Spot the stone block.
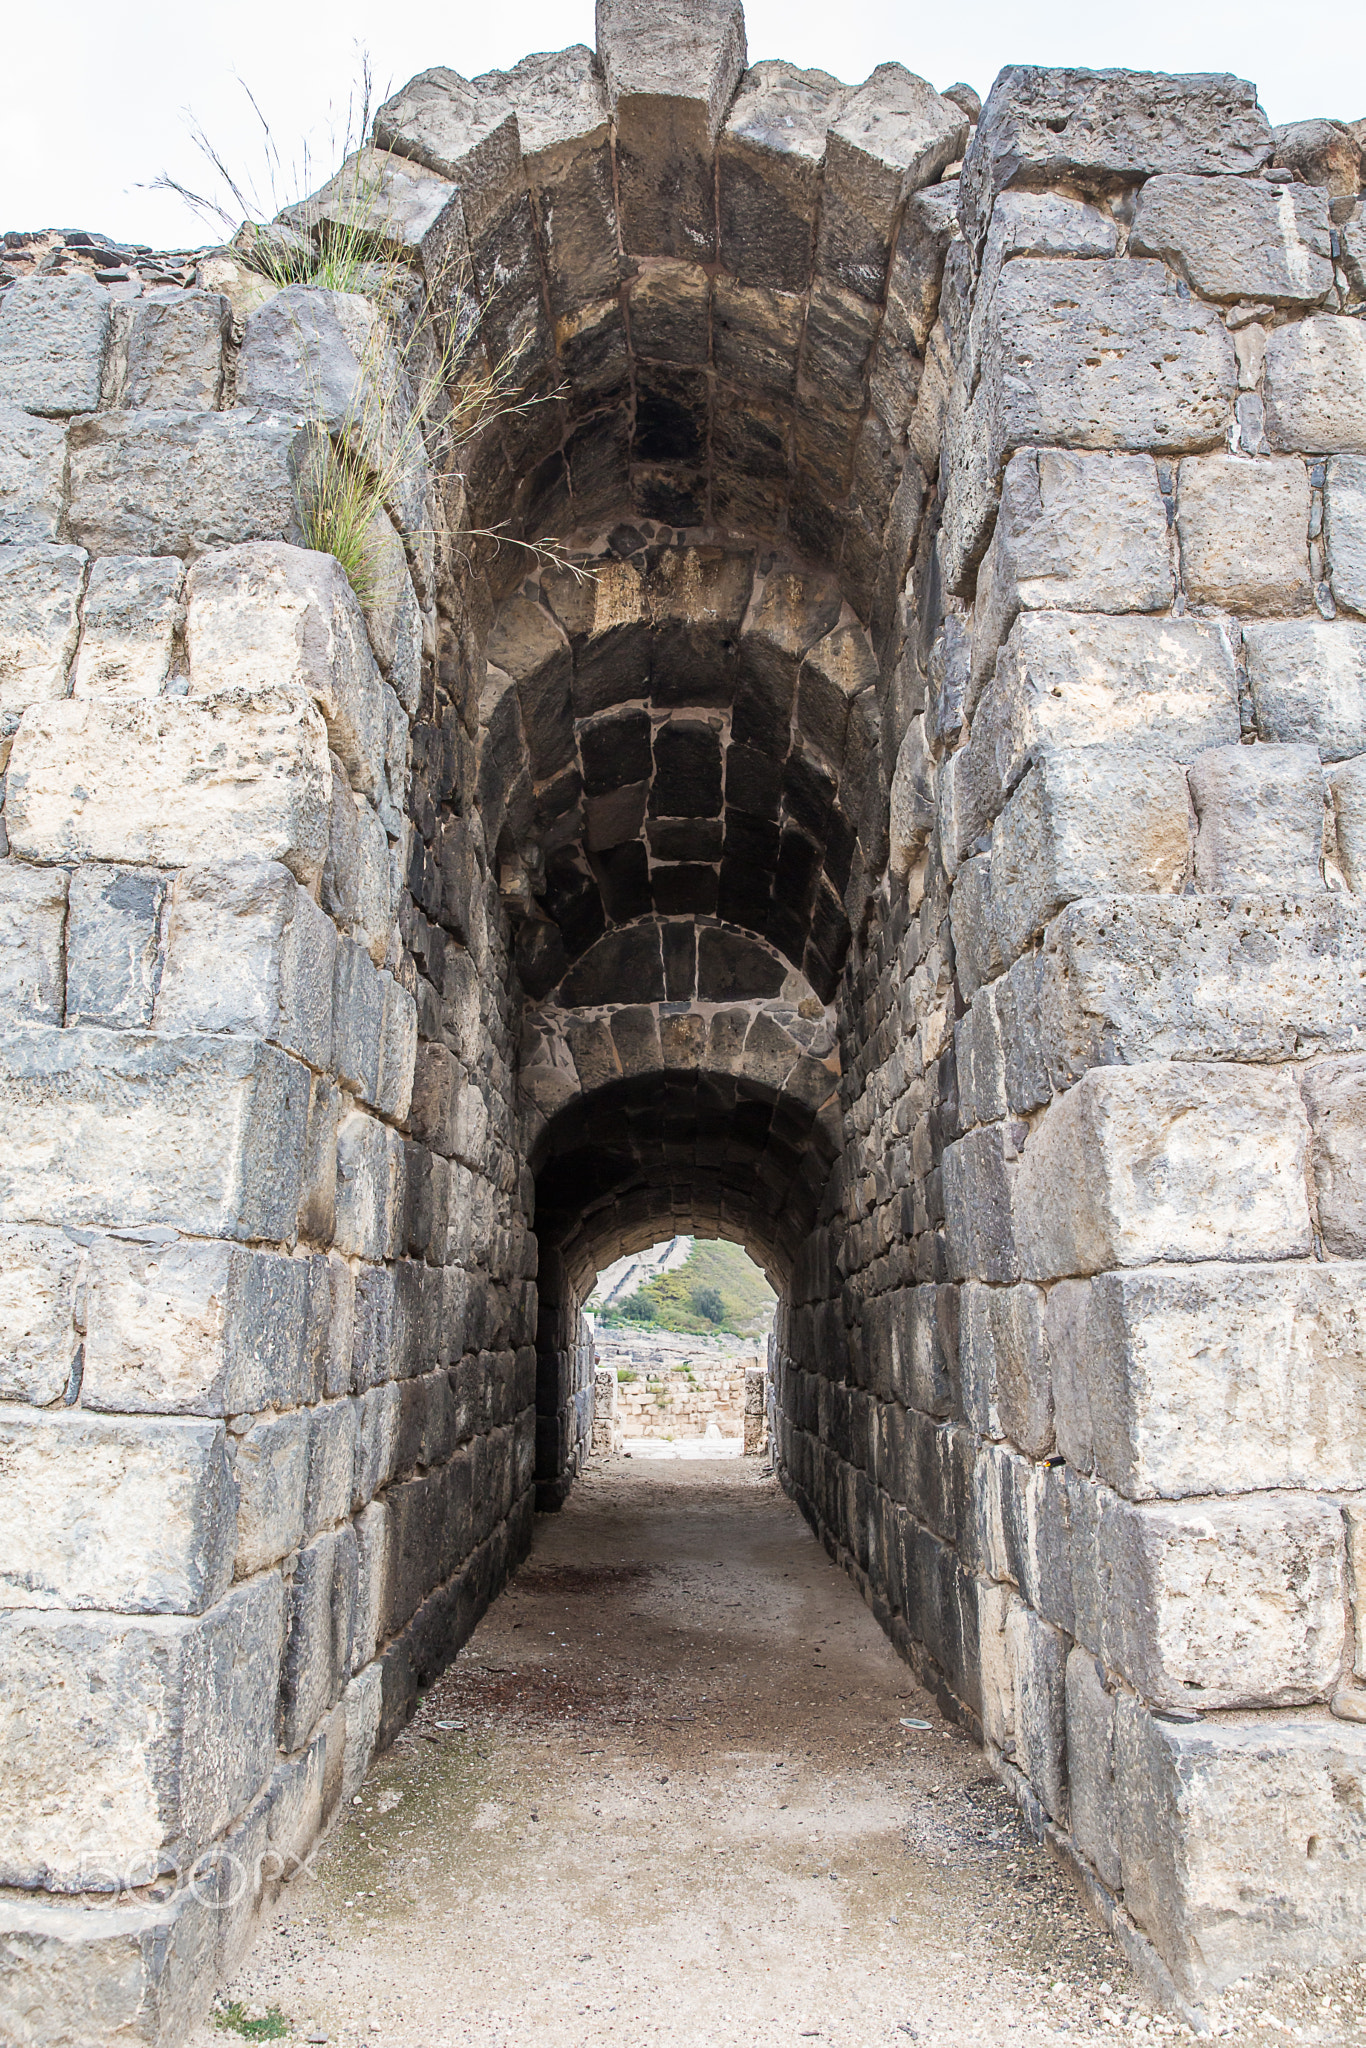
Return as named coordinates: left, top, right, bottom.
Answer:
left=1047, top=1261, right=1366, bottom=1500
left=334, top=1111, right=404, bottom=1261
left=353, top=1381, right=401, bottom=1510
left=5, top=689, right=332, bottom=887
left=66, top=409, right=306, bottom=558
left=377, top=974, right=418, bottom=1123
left=297, top=1075, right=340, bottom=1248
left=0, top=863, right=66, bottom=1027
left=125, top=289, right=230, bottom=410
left=1116, top=1700, right=1366, bottom=1998
left=718, top=60, right=848, bottom=292
left=0, top=404, right=66, bottom=544
left=1013, top=1063, right=1312, bottom=1281
left=64, top=863, right=167, bottom=1029
left=1349, top=1501, right=1366, bottom=1682
left=342, top=1660, right=383, bottom=1801
left=942, top=1125, right=1020, bottom=1284
left=959, top=68, right=1272, bottom=248
left=971, top=452, right=1172, bottom=693
left=234, top=283, right=375, bottom=428
left=1035, top=894, right=1366, bottom=1084
left=0, top=1887, right=216, bottom=2047
left=322, top=759, right=393, bottom=964
left=1005, top=1601, right=1068, bottom=1822
left=83, top=1235, right=314, bottom=1416
left=1100, top=1490, right=1344, bottom=1711
left=818, top=67, right=965, bottom=302
left=1131, top=174, right=1333, bottom=306
left=954, top=984, right=1006, bottom=1129
left=1325, top=454, right=1366, bottom=617
left=971, top=612, right=1239, bottom=818
left=0, top=1026, right=309, bottom=1241
left=1065, top=1649, right=1120, bottom=1890
left=154, top=859, right=335, bottom=1071
left=1189, top=742, right=1324, bottom=892
left=357, top=504, right=423, bottom=712
left=0, top=276, right=109, bottom=416
left=1301, top=1055, right=1366, bottom=1256
left=957, top=1280, right=1052, bottom=1456
left=279, top=1525, right=357, bottom=1752
left=0, top=1574, right=283, bottom=1890
left=990, top=748, right=1191, bottom=966
left=0, top=1223, right=81, bottom=1405
left=70, top=553, right=184, bottom=698
left=1331, top=754, right=1366, bottom=894
left=948, top=854, right=1003, bottom=1001
left=304, top=1398, right=359, bottom=1534
left=1244, top=618, right=1366, bottom=760
left=1263, top=316, right=1366, bottom=455
left=233, top=1410, right=309, bottom=1577
left=332, top=936, right=386, bottom=1103
left=351, top=1498, right=390, bottom=1672
left=0, top=543, right=86, bottom=713
left=977, top=1578, right=1020, bottom=1750
left=1178, top=453, right=1313, bottom=617
left=186, top=544, right=388, bottom=801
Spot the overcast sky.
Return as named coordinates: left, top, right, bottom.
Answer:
left=6, top=2, right=1364, bottom=250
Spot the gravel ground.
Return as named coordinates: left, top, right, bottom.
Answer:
left=196, top=1459, right=1366, bottom=2048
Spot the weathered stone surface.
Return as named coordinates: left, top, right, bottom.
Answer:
left=155, top=861, right=336, bottom=1071
left=126, top=290, right=230, bottom=410
left=332, top=938, right=386, bottom=1103
left=1176, top=455, right=1313, bottom=616
left=0, top=1223, right=81, bottom=1406
left=186, top=544, right=388, bottom=799
left=0, top=404, right=66, bottom=544
left=1065, top=1649, right=1120, bottom=1890
left=1049, top=1258, right=1366, bottom=1504
left=718, top=61, right=846, bottom=291
left=0, top=1027, right=309, bottom=1241
left=1272, top=118, right=1362, bottom=198
left=0, top=1574, right=283, bottom=1889
left=948, top=853, right=1003, bottom=1001
left=942, top=1125, right=1020, bottom=1285
left=6, top=690, right=331, bottom=886
left=233, top=1410, right=309, bottom=1577
left=1116, top=1701, right=1366, bottom=1997
left=1301, top=1055, right=1366, bottom=1256
left=1244, top=619, right=1366, bottom=759
left=0, top=865, right=66, bottom=1027
left=1131, top=175, right=1333, bottom=306
left=334, top=1112, right=405, bottom=1262
left=64, top=863, right=166, bottom=1030
left=304, top=1399, right=359, bottom=1535
left=959, top=68, right=1273, bottom=248
left=280, top=1525, right=357, bottom=1751
left=234, top=286, right=374, bottom=429
left=1013, top=1063, right=1312, bottom=1280
left=0, top=1888, right=216, bottom=2048
left=1189, top=742, right=1324, bottom=893
left=1006, top=1601, right=1068, bottom=1821
left=818, top=67, right=965, bottom=302
left=971, top=453, right=1172, bottom=692
left=355, top=505, right=423, bottom=713
left=957, top=1279, right=1052, bottom=1454
left=0, top=276, right=109, bottom=416
left=1263, top=316, right=1366, bottom=454
left=1325, top=454, right=1366, bottom=617
left=1331, top=754, right=1366, bottom=894
left=0, top=544, right=86, bottom=712
left=990, top=748, right=1191, bottom=966
left=66, top=410, right=306, bottom=558
left=71, top=553, right=184, bottom=698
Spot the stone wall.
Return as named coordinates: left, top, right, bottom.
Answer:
left=591, top=1329, right=761, bottom=1438
left=1, top=2, right=1365, bottom=2036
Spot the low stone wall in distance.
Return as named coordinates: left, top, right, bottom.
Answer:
left=590, top=1329, right=764, bottom=1439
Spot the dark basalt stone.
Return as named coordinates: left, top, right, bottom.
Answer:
left=649, top=719, right=724, bottom=817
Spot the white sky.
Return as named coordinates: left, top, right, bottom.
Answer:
left=5, top=2, right=1364, bottom=251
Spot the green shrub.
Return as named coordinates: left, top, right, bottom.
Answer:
left=214, top=2006, right=288, bottom=2042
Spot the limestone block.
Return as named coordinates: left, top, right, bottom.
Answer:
left=1349, top=1501, right=1366, bottom=1681
left=351, top=1498, right=390, bottom=1670
left=888, top=714, right=934, bottom=878
left=0, top=404, right=66, bottom=544
left=818, top=67, right=965, bottom=302
left=0, top=864, right=66, bottom=1027
left=1035, top=892, right=1366, bottom=1089
left=1244, top=618, right=1366, bottom=759
left=990, top=748, right=1191, bottom=966
left=954, top=984, right=1006, bottom=1130
left=1006, top=1601, right=1068, bottom=1822
left=155, top=860, right=336, bottom=1071
left=1065, top=1649, right=1120, bottom=1890
left=332, top=936, right=385, bottom=1103
left=1301, top=1055, right=1366, bottom=1256
left=304, top=1398, right=359, bottom=1534
left=334, top=1110, right=405, bottom=1261
left=948, top=854, right=1003, bottom=1001
left=64, top=863, right=166, bottom=1029
left=595, top=0, right=747, bottom=257
left=233, top=285, right=374, bottom=430
left=66, top=409, right=306, bottom=558
left=321, top=761, right=393, bottom=965
left=942, top=1126, right=1020, bottom=1285
left=0, top=1223, right=80, bottom=1406
left=1331, top=754, right=1366, bottom=894
left=1176, top=453, right=1313, bottom=616
left=976, top=1578, right=1020, bottom=1749
left=971, top=613, right=1239, bottom=815
left=1117, top=1701, right=1366, bottom=1997
left=0, top=1026, right=309, bottom=1241
left=0, top=544, right=86, bottom=713
left=83, top=1235, right=313, bottom=1415
left=718, top=61, right=848, bottom=291
left=1189, top=742, right=1324, bottom=892
left=1131, top=174, right=1333, bottom=306
left=356, top=504, right=423, bottom=712
left=1101, top=1489, right=1344, bottom=1711
left=125, top=289, right=230, bottom=410
left=1320, top=455, right=1366, bottom=624
left=6, top=689, right=331, bottom=886
left=70, top=553, right=184, bottom=698
left=1013, top=1063, right=1311, bottom=1281
left=342, top=1659, right=383, bottom=1801
left=377, top=973, right=418, bottom=1123
left=297, top=1075, right=340, bottom=1247
left=0, top=276, right=109, bottom=416
left=279, top=1525, right=357, bottom=1752
left=186, top=544, right=388, bottom=800
left=0, top=1575, right=282, bottom=1889
left=233, top=1410, right=308, bottom=1577
left=959, top=68, right=1273, bottom=248
left=1263, top=316, right=1366, bottom=455
left=957, top=1280, right=1052, bottom=1457
left=971, top=453, right=1172, bottom=692
left=0, top=1883, right=217, bottom=2046
left=1048, top=1261, right=1366, bottom=1500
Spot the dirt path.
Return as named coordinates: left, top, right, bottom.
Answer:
left=197, top=1459, right=1362, bottom=2048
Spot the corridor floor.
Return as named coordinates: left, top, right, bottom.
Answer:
left=196, top=1460, right=1361, bottom=2048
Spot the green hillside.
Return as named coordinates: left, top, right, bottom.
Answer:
left=598, top=1239, right=775, bottom=1336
